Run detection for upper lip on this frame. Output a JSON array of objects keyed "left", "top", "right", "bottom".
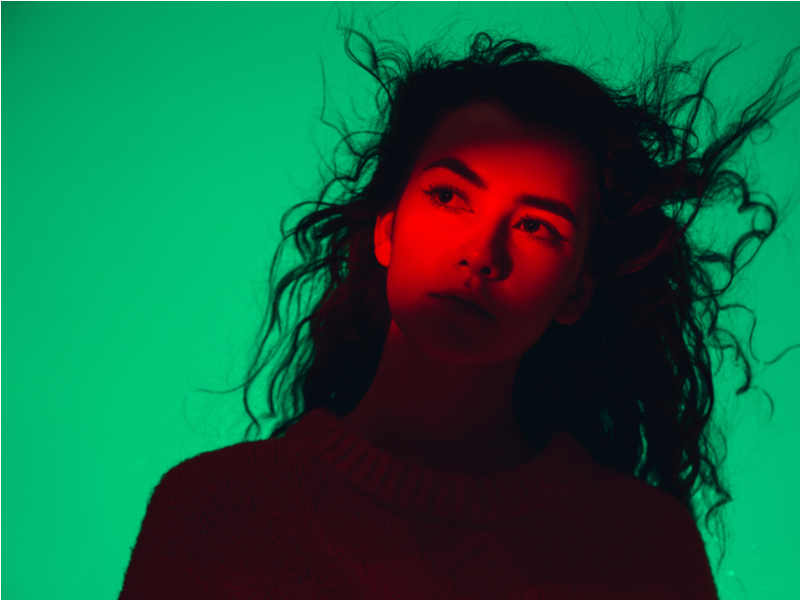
[{"left": 430, "top": 288, "right": 494, "bottom": 317}]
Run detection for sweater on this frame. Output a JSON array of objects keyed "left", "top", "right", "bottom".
[{"left": 119, "top": 406, "right": 719, "bottom": 599}]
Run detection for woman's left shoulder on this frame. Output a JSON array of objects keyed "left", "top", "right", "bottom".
[
  {"left": 586, "top": 460, "right": 699, "bottom": 532},
  {"left": 583, "top": 461, "right": 718, "bottom": 594}
]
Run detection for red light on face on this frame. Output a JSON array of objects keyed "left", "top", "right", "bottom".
[{"left": 378, "top": 101, "right": 597, "bottom": 365}]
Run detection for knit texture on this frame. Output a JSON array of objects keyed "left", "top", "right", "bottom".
[{"left": 119, "top": 406, "right": 719, "bottom": 599}]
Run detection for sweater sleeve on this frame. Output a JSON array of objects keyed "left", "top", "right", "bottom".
[{"left": 118, "top": 463, "right": 207, "bottom": 600}]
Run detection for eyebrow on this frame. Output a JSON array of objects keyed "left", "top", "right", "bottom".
[
  {"left": 423, "top": 156, "right": 487, "bottom": 189},
  {"left": 422, "top": 156, "right": 579, "bottom": 227}
]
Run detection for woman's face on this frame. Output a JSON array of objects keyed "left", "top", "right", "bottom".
[{"left": 374, "top": 101, "right": 598, "bottom": 365}]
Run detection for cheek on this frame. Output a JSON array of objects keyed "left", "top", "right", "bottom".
[
  {"left": 506, "top": 263, "right": 564, "bottom": 307},
  {"left": 496, "top": 255, "right": 576, "bottom": 330},
  {"left": 388, "top": 208, "right": 443, "bottom": 277}
]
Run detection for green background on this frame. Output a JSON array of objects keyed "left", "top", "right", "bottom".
[{"left": 4, "top": 2, "right": 799, "bottom": 598}]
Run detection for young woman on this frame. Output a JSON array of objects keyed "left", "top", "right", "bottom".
[{"left": 120, "top": 25, "right": 799, "bottom": 600}]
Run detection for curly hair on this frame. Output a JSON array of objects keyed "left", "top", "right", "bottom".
[{"left": 211, "top": 23, "right": 799, "bottom": 569}]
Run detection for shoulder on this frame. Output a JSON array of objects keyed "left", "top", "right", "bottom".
[
  {"left": 580, "top": 459, "right": 712, "bottom": 564},
  {"left": 170, "top": 437, "right": 280, "bottom": 478},
  {"left": 584, "top": 460, "right": 718, "bottom": 592},
  {"left": 587, "top": 460, "right": 698, "bottom": 531},
  {"left": 122, "top": 436, "right": 313, "bottom": 597},
  {"left": 151, "top": 435, "right": 305, "bottom": 514}
]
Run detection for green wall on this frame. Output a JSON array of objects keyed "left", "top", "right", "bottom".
[{"left": 4, "top": 3, "right": 799, "bottom": 598}]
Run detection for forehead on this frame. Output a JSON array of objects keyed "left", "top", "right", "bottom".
[
  {"left": 417, "top": 101, "right": 594, "bottom": 172},
  {"left": 413, "top": 101, "right": 597, "bottom": 221}
]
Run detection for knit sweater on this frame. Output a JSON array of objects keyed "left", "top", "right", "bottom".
[{"left": 119, "top": 406, "right": 719, "bottom": 599}]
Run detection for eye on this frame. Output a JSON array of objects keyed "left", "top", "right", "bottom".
[
  {"left": 519, "top": 219, "right": 543, "bottom": 234},
  {"left": 423, "top": 186, "right": 568, "bottom": 247},
  {"left": 514, "top": 216, "right": 565, "bottom": 247},
  {"left": 423, "top": 183, "right": 468, "bottom": 212},
  {"left": 437, "top": 189, "right": 455, "bottom": 203}
]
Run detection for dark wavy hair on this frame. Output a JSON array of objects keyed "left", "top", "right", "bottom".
[{"left": 207, "top": 21, "right": 800, "bottom": 569}]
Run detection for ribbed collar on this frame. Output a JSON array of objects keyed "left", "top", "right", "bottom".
[{"left": 284, "top": 406, "right": 594, "bottom": 524}]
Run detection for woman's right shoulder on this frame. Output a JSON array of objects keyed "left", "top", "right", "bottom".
[
  {"left": 153, "top": 434, "right": 307, "bottom": 507},
  {"left": 121, "top": 434, "right": 311, "bottom": 596}
]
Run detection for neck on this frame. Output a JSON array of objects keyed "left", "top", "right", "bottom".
[{"left": 340, "top": 320, "right": 536, "bottom": 475}]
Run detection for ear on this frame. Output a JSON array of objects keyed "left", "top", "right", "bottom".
[
  {"left": 554, "top": 267, "right": 598, "bottom": 325},
  {"left": 374, "top": 210, "right": 396, "bottom": 267}
]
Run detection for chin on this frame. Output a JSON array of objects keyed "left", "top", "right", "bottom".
[
  {"left": 390, "top": 308, "right": 540, "bottom": 366},
  {"left": 406, "top": 326, "right": 523, "bottom": 366},
  {"left": 426, "top": 349, "right": 512, "bottom": 367}
]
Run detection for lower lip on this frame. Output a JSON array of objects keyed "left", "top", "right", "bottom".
[{"left": 430, "top": 295, "right": 493, "bottom": 320}]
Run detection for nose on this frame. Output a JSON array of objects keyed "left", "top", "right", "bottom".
[{"left": 456, "top": 223, "right": 508, "bottom": 280}]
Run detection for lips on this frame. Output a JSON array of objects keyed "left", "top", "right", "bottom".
[{"left": 429, "top": 289, "right": 493, "bottom": 319}]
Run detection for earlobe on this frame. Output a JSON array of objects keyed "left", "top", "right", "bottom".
[
  {"left": 554, "top": 268, "right": 598, "bottom": 325},
  {"left": 374, "top": 210, "right": 395, "bottom": 267}
]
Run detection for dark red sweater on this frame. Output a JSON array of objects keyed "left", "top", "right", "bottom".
[{"left": 120, "top": 406, "right": 719, "bottom": 599}]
